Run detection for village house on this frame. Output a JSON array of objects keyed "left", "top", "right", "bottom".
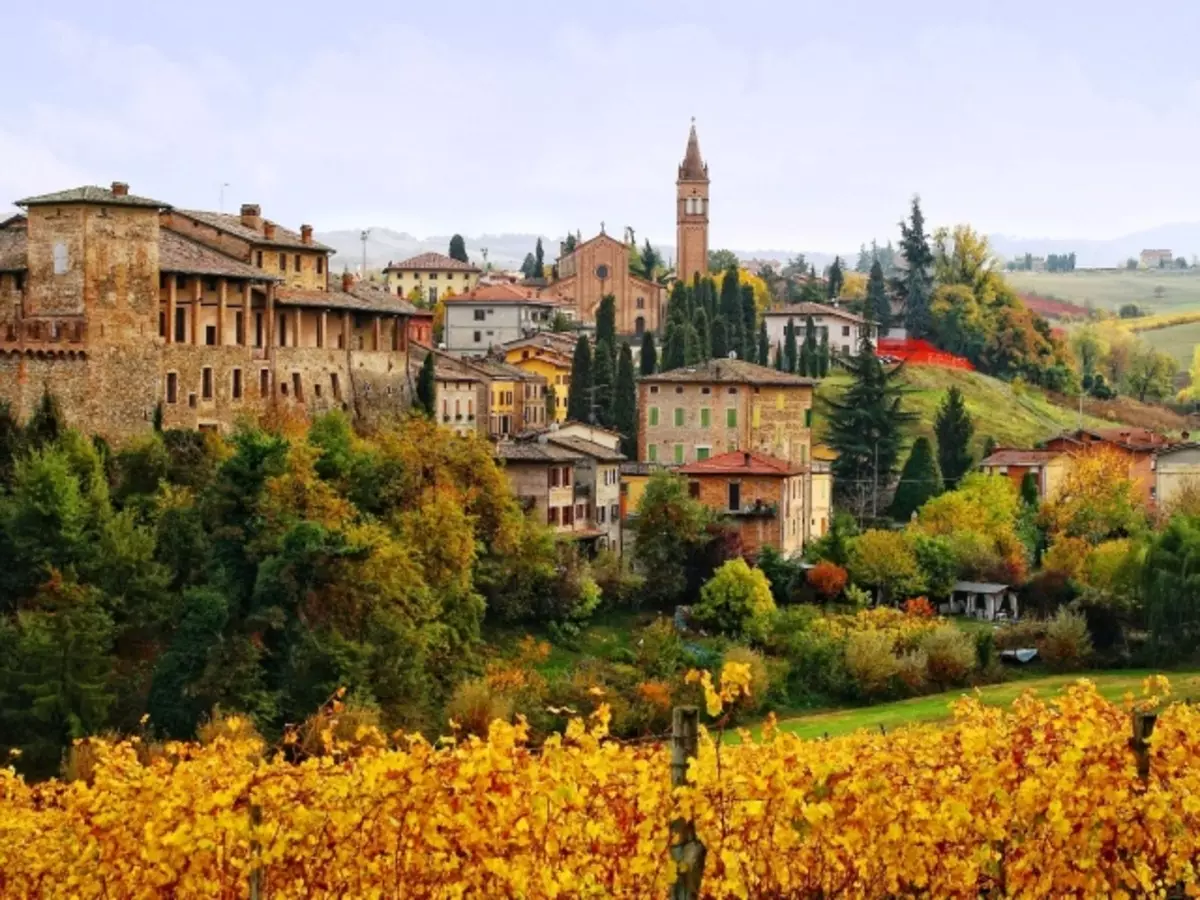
[
  {"left": 0, "top": 183, "right": 418, "bottom": 442},
  {"left": 503, "top": 332, "right": 577, "bottom": 422},
  {"left": 545, "top": 423, "right": 626, "bottom": 553},
  {"left": 1044, "top": 427, "right": 1174, "bottom": 507},
  {"left": 409, "top": 346, "right": 487, "bottom": 437},
  {"left": 494, "top": 438, "right": 586, "bottom": 535},
  {"left": 460, "top": 356, "right": 549, "bottom": 437},
  {"left": 442, "top": 283, "right": 557, "bottom": 354},
  {"left": 761, "top": 302, "right": 872, "bottom": 358},
  {"left": 1140, "top": 249, "right": 1174, "bottom": 269},
  {"left": 382, "top": 252, "right": 481, "bottom": 305},
  {"left": 978, "top": 447, "right": 1070, "bottom": 502},
  {"left": 1152, "top": 443, "right": 1200, "bottom": 510}
]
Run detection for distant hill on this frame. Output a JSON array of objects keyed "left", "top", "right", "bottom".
[{"left": 989, "top": 224, "right": 1200, "bottom": 269}]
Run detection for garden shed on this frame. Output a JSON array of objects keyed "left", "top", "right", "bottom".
[{"left": 943, "top": 582, "right": 1018, "bottom": 621}]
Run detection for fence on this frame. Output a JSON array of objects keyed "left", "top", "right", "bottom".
[{"left": 876, "top": 338, "right": 974, "bottom": 370}]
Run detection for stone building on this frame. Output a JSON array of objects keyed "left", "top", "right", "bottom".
[
  {"left": 442, "top": 283, "right": 556, "bottom": 353},
  {"left": 494, "top": 438, "right": 585, "bottom": 534},
  {"left": 383, "top": 252, "right": 481, "bottom": 305},
  {"left": 409, "top": 346, "right": 488, "bottom": 437},
  {"left": 1044, "top": 427, "right": 1174, "bottom": 508},
  {"left": 0, "top": 182, "right": 419, "bottom": 442},
  {"left": 503, "top": 332, "right": 578, "bottom": 422},
  {"left": 460, "top": 356, "right": 549, "bottom": 437},
  {"left": 1140, "top": 249, "right": 1174, "bottom": 269},
  {"left": 551, "top": 230, "right": 664, "bottom": 336},
  {"left": 978, "top": 447, "right": 1069, "bottom": 502},
  {"left": 762, "top": 302, "right": 871, "bottom": 359},
  {"left": 637, "top": 358, "right": 817, "bottom": 467},
  {"left": 1153, "top": 444, "right": 1200, "bottom": 510},
  {"left": 546, "top": 423, "right": 626, "bottom": 553}
]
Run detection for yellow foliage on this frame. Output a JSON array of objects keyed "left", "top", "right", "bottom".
[{"left": 737, "top": 268, "right": 772, "bottom": 317}]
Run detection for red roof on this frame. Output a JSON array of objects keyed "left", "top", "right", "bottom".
[
  {"left": 980, "top": 448, "right": 1065, "bottom": 467},
  {"left": 384, "top": 251, "right": 480, "bottom": 273},
  {"left": 443, "top": 283, "right": 551, "bottom": 303},
  {"left": 678, "top": 450, "right": 802, "bottom": 477},
  {"left": 1049, "top": 427, "right": 1173, "bottom": 452}
]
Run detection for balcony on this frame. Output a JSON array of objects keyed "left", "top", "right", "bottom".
[
  {"left": 728, "top": 499, "right": 779, "bottom": 519},
  {"left": 574, "top": 482, "right": 592, "bottom": 500}
]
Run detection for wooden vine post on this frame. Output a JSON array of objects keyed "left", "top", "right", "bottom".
[
  {"left": 249, "top": 802, "right": 263, "bottom": 900},
  {"left": 1130, "top": 711, "right": 1157, "bottom": 784},
  {"left": 670, "top": 706, "right": 706, "bottom": 900}
]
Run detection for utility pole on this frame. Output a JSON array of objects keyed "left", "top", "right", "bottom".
[
  {"left": 359, "top": 229, "right": 370, "bottom": 278},
  {"left": 219, "top": 182, "right": 230, "bottom": 213},
  {"left": 871, "top": 440, "right": 879, "bottom": 520}
]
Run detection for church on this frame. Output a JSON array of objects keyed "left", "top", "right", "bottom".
[{"left": 549, "top": 122, "right": 710, "bottom": 337}]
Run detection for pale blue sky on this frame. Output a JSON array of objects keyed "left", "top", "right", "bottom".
[{"left": 3, "top": 1, "right": 1199, "bottom": 251}]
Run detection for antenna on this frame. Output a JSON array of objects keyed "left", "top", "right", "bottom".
[
  {"left": 359, "top": 228, "right": 371, "bottom": 277},
  {"left": 219, "top": 182, "right": 230, "bottom": 213}
]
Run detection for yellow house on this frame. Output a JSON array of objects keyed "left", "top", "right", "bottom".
[
  {"left": 502, "top": 333, "right": 578, "bottom": 423},
  {"left": 383, "top": 252, "right": 480, "bottom": 306}
]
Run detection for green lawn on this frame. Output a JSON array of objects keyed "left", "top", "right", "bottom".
[
  {"left": 1008, "top": 269, "right": 1200, "bottom": 314},
  {"left": 737, "top": 670, "right": 1200, "bottom": 742},
  {"left": 1140, "top": 319, "right": 1200, "bottom": 366}
]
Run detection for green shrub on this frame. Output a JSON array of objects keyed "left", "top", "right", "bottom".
[
  {"left": 995, "top": 619, "right": 1047, "bottom": 651},
  {"left": 974, "top": 629, "right": 996, "bottom": 669},
  {"left": 635, "top": 617, "right": 685, "bottom": 679},
  {"left": 693, "top": 558, "right": 777, "bottom": 642},
  {"left": 591, "top": 549, "right": 645, "bottom": 609},
  {"left": 845, "top": 630, "right": 900, "bottom": 699},
  {"left": 763, "top": 605, "right": 821, "bottom": 654},
  {"left": 843, "top": 583, "right": 872, "bottom": 608},
  {"left": 920, "top": 626, "right": 977, "bottom": 688},
  {"left": 779, "top": 630, "right": 852, "bottom": 706},
  {"left": 1040, "top": 608, "right": 1094, "bottom": 671},
  {"left": 895, "top": 648, "right": 929, "bottom": 694}
]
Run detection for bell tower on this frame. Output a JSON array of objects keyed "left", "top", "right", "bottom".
[{"left": 676, "top": 119, "right": 709, "bottom": 283}]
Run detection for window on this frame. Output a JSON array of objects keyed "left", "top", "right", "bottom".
[
  {"left": 697, "top": 446, "right": 710, "bottom": 461},
  {"left": 52, "top": 242, "right": 68, "bottom": 275},
  {"left": 675, "top": 386, "right": 684, "bottom": 394},
  {"left": 278, "top": 313, "right": 288, "bottom": 346},
  {"left": 159, "top": 311, "right": 166, "bottom": 337},
  {"left": 700, "top": 386, "right": 711, "bottom": 395},
  {"left": 636, "top": 296, "right": 645, "bottom": 309},
  {"left": 689, "top": 481, "right": 700, "bottom": 499},
  {"left": 548, "top": 507, "right": 559, "bottom": 526},
  {"left": 294, "top": 254, "right": 301, "bottom": 272},
  {"left": 550, "top": 467, "right": 561, "bottom": 488},
  {"left": 474, "top": 331, "right": 482, "bottom": 343},
  {"left": 674, "top": 408, "right": 685, "bottom": 427},
  {"left": 611, "top": 503, "right": 619, "bottom": 521},
  {"left": 648, "top": 445, "right": 658, "bottom": 462},
  {"left": 842, "top": 325, "right": 850, "bottom": 337},
  {"left": 597, "top": 506, "right": 606, "bottom": 524},
  {"left": 635, "top": 315, "right": 645, "bottom": 336},
  {"left": 255, "top": 312, "right": 264, "bottom": 347},
  {"left": 232, "top": 368, "right": 243, "bottom": 399},
  {"left": 279, "top": 253, "right": 286, "bottom": 272},
  {"left": 235, "top": 311, "right": 245, "bottom": 345},
  {"left": 563, "top": 506, "right": 574, "bottom": 527},
  {"left": 562, "top": 466, "right": 572, "bottom": 486},
  {"left": 804, "top": 408, "right": 813, "bottom": 427},
  {"left": 317, "top": 257, "right": 324, "bottom": 275},
  {"left": 428, "top": 287, "right": 437, "bottom": 305},
  {"left": 728, "top": 482, "right": 741, "bottom": 511},
  {"left": 175, "top": 307, "right": 186, "bottom": 343},
  {"left": 292, "top": 372, "right": 303, "bottom": 400},
  {"left": 674, "top": 444, "right": 684, "bottom": 465},
  {"left": 752, "top": 405, "right": 761, "bottom": 427},
  {"left": 649, "top": 407, "right": 659, "bottom": 426},
  {"left": 205, "top": 325, "right": 217, "bottom": 346},
  {"left": 201, "top": 367, "right": 213, "bottom": 400},
  {"left": 316, "top": 316, "right": 324, "bottom": 348},
  {"left": 649, "top": 385, "right": 659, "bottom": 394},
  {"left": 256, "top": 250, "right": 263, "bottom": 268},
  {"left": 428, "top": 272, "right": 438, "bottom": 280},
  {"left": 188, "top": 393, "right": 197, "bottom": 408},
  {"left": 727, "top": 387, "right": 738, "bottom": 395},
  {"left": 726, "top": 408, "right": 737, "bottom": 428},
  {"left": 474, "top": 309, "right": 486, "bottom": 321},
  {"left": 314, "top": 383, "right": 322, "bottom": 398},
  {"left": 260, "top": 369, "right": 270, "bottom": 396},
  {"left": 166, "top": 372, "right": 178, "bottom": 404}
]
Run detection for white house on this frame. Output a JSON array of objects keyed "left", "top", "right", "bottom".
[
  {"left": 443, "top": 284, "right": 557, "bottom": 354},
  {"left": 762, "top": 302, "right": 872, "bottom": 358},
  {"left": 942, "top": 582, "right": 1019, "bottom": 621}
]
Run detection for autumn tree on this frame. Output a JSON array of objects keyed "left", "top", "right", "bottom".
[
  {"left": 847, "top": 529, "right": 925, "bottom": 603},
  {"left": 934, "top": 386, "right": 974, "bottom": 488},
  {"left": 1041, "top": 447, "right": 1143, "bottom": 544},
  {"left": 693, "top": 557, "right": 776, "bottom": 642},
  {"left": 631, "top": 472, "right": 715, "bottom": 608},
  {"left": 1123, "top": 345, "right": 1176, "bottom": 402}
]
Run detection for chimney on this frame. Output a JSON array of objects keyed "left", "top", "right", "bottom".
[
  {"left": 240, "top": 203, "right": 263, "bottom": 231},
  {"left": 301, "top": 224, "right": 313, "bottom": 245},
  {"left": 263, "top": 221, "right": 277, "bottom": 240},
  {"left": 743, "top": 451, "right": 752, "bottom": 467},
  {"left": 342, "top": 270, "right": 355, "bottom": 292},
  {"left": 111, "top": 181, "right": 129, "bottom": 198}
]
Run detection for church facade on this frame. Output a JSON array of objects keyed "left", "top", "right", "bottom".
[{"left": 549, "top": 123, "right": 710, "bottom": 337}]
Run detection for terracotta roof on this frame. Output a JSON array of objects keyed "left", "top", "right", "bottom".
[
  {"left": 545, "top": 434, "right": 626, "bottom": 462},
  {"left": 679, "top": 450, "right": 802, "bottom": 477},
  {"left": 18, "top": 184, "right": 169, "bottom": 210},
  {"left": 641, "top": 358, "right": 818, "bottom": 387},
  {"left": 494, "top": 440, "right": 583, "bottom": 463},
  {"left": 159, "top": 231, "right": 277, "bottom": 281},
  {"left": 501, "top": 332, "right": 580, "bottom": 355},
  {"left": 410, "top": 347, "right": 485, "bottom": 382},
  {"left": 460, "top": 357, "right": 544, "bottom": 381},
  {"left": 384, "top": 252, "right": 480, "bottom": 273},
  {"left": 764, "top": 302, "right": 866, "bottom": 324},
  {"left": 276, "top": 286, "right": 413, "bottom": 315},
  {"left": 980, "top": 448, "right": 1065, "bottom": 467},
  {"left": 346, "top": 279, "right": 420, "bottom": 315},
  {"left": 1050, "top": 427, "right": 1173, "bottom": 452},
  {"left": 173, "top": 209, "right": 334, "bottom": 252},
  {"left": 678, "top": 121, "right": 708, "bottom": 181},
  {"left": 444, "top": 283, "right": 555, "bottom": 304},
  {"left": 0, "top": 221, "right": 27, "bottom": 272}
]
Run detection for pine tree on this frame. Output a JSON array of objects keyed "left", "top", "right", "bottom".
[
  {"left": 520, "top": 253, "right": 536, "bottom": 279},
  {"left": 784, "top": 319, "right": 798, "bottom": 374},
  {"left": 825, "top": 334, "right": 916, "bottom": 514},
  {"left": 592, "top": 338, "right": 615, "bottom": 426},
  {"left": 774, "top": 341, "right": 784, "bottom": 371},
  {"left": 0, "top": 399, "right": 22, "bottom": 485},
  {"left": 889, "top": 436, "right": 943, "bottom": 521},
  {"left": 614, "top": 343, "right": 637, "bottom": 457},
  {"left": 855, "top": 243, "right": 872, "bottom": 273},
  {"left": 661, "top": 323, "right": 686, "bottom": 372},
  {"left": 866, "top": 258, "right": 890, "bottom": 334},
  {"left": 640, "top": 331, "right": 657, "bottom": 376},
  {"left": 596, "top": 294, "right": 616, "bottom": 349},
  {"left": 693, "top": 308, "right": 711, "bottom": 360},
  {"left": 802, "top": 316, "right": 819, "bottom": 377},
  {"left": 757, "top": 321, "right": 769, "bottom": 368},
  {"left": 827, "top": 256, "right": 845, "bottom": 299},
  {"left": 416, "top": 351, "right": 437, "bottom": 418},
  {"left": 818, "top": 328, "right": 830, "bottom": 377},
  {"left": 711, "top": 317, "right": 728, "bottom": 360},
  {"left": 933, "top": 386, "right": 975, "bottom": 488},
  {"left": 895, "top": 196, "right": 934, "bottom": 339},
  {"left": 448, "top": 234, "right": 469, "bottom": 263},
  {"left": 641, "top": 239, "right": 661, "bottom": 279},
  {"left": 740, "top": 284, "right": 757, "bottom": 362},
  {"left": 567, "top": 336, "right": 592, "bottom": 421},
  {"left": 533, "top": 238, "right": 545, "bottom": 279}
]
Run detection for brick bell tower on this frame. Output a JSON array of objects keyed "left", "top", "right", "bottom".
[{"left": 676, "top": 118, "right": 710, "bottom": 283}]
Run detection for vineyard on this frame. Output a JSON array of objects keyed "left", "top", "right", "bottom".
[{"left": 3, "top": 677, "right": 1200, "bottom": 898}]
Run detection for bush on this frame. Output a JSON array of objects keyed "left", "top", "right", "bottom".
[
  {"left": 974, "top": 629, "right": 996, "bottom": 669},
  {"left": 722, "top": 646, "right": 771, "bottom": 713},
  {"left": 298, "top": 700, "right": 387, "bottom": 758},
  {"left": 635, "top": 617, "right": 685, "bottom": 679},
  {"left": 844, "top": 583, "right": 872, "bottom": 608},
  {"left": 895, "top": 648, "right": 929, "bottom": 693},
  {"left": 1040, "top": 608, "right": 1094, "bottom": 671},
  {"left": 591, "top": 549, "right": 645, "bottom": 609},
  {"left": 778, "top": 630, "right": 853, "bottom": 706},
  {"left": 995, "top": 619, "right": 1047, "bottom": 651},
  {"left": 446, "top": 678, "right": 514, "bottom": 737},
  {"left": 920, "top": 626, "right": 976, "bottom": 688},
  {"left": 756, "top": 545, "right": 803, "bottom": 604},
  {"left": 807, "top": 561, "right": 848, "bottom": 601},
  {"left": 693, "top": 558, "right": 777, "bottom": 642},
  {"left": 903, "top": 596, "right": 936, "bottom": 618},
  {"left": 763, "top": 605, "right": 822, "bottom": 654},
  {"left": 845, "top": 630, "right": 900, "bottom": 699}
]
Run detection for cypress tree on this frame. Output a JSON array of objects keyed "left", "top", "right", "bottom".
[
  {"left": 826, "top": 334, "right": 917, "bottom": 512},
  {"left": 567, "top": 336, "right": 593, "bottom": 421},
  {"left": 533, "top": 238, "right": 545, "bottom": 279},
  {"left": 640, "top": 331, "right": 657, "bottom": 376},
  {"left": 693, "top": 308, "right": 711, "bottom": 360},
  {"left": 661, "top": 323, "right": 686, "bottom": 372},
  {"left": 866, "top": 258, "right": 890, "bottom": 335},
  {"left": 895, "top": 196, "right": 934, "bottom": 339},
  {"left": 448, "top": 234, "right": 468, "bottom": 263},
  {"left": 711, "top": 317, "right": 728, "bottom": 360},
  {"left": 545, "top": 384, "right": 558, "bottom": 420},
  {"left": 757, "top": 321, "right": 769, "bottom": 369},
  {"left": 683, "top": 323, "right": 701, "bottom": 365},
  {"left": 818, "top": 328, "right": 830, "bottom": 377},
  {"left": 596, "top": 294, "right": 616, "bottom": 348},
  {"left": 592, "top": 337, "right": 615, "bottom": 425},
  {"left": 614, "top": 342, "right": 637, "bottom": 457},
  {"left": 934, "top": 386, "right": 975, "bottom": 488},
  {"left": 889, "top": 436, "right": 943, "bottom": 521},
  {"left": 1020, "top": 471, "right": 1040, "bottom": 507},
  {"left": 520, "top": 253, "right": 536, "bottom": 279},
  {"left": 784, "top": 319, "right": 798, "bottom": 374},
  {"left": 416, "top": 351, "right": 437, "bottom": 418},
  {"left": 719, "top": 267, "right": 743, "bottom": 357},
  {"left": 0, "top": 399, "right": 21, "bottom": 485},
  {"left": 801, "top": 315, "right": 818, "bottom": 377},
  {"left": 827, "top": 255, "right": 845, "bottom": 299},
  {"left": 740, "top": 284, "right": 757, "bottom": 362},
  {"left": 774, "top": 341, "right": 784, "bottom": 371}
]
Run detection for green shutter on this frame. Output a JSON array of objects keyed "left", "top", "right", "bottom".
[
  {"left": 697, "top": 446, "right": 710, "bottom": 461},
  {"left": 700, "top": 408, "right": 710, "bottom": 428},
  {"left": 805, "top": 408, "right": 813, "bottom": 427},
  {"left": 726, "top": 408, "right": 737, "bottom": 428},
  {"left": 674, "top": 444, "right": 684, "bottom": 464},
  {"left": 674, "top": 408, "right": 685, "bottom": 427},
  {"left": 649, "top": 407, "right": 659, "bottom": 426},
  {"left": 648, "top": 445, "right": 657, "bottom": 462}
]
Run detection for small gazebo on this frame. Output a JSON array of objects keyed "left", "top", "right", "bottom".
[{"left": 943, "top": 582, "right": 1019, "bottom": 621}]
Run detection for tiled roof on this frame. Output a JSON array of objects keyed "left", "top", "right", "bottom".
[
  {"left": 461, "top": 357, "right": 544, "bottom": 381},
  {"left": 174, "top": 209, "right": 334, "bottom": 252},
  {"left": 1050, "top": 427, "right": 1173, "bottom": 452},
  {"left": 980, "top": 448, "right": 1065, "bottom": 467},
  {"left": 410, "top": 347, "right": 485, "bottom": 382},
  {"left": 678, "top": 450, "right": 802, "bottom": 477},
  {"left": 764, "top": 302, "right": 866, "bottom": 324},
  {"left": 546, "top": 434, "right": 626, "bottom": 462},
  {"left": 345, "top": 279, "right": 420, "bottom": 315},
  {"left": 641, "top": 358, "right": 818, "bottom": 387},
  {"left": 159, "top": 230, "right": 278, "bottom": 281},
  {"left": 384, "top": 251, "right": 480, "bottom": 273},
  {"left": 17, "top": 184, "right": 169, "bottom": 209},
  {"left": 494, "top": 440, "right": 584, "bottom": 463},
  {"left": 0, "top": 221, "right": 27, "bottom": 272},
  {"left": 276, "top": 286, "right": 414, "bottom": 315},
  {"left": 444, "top": 283, "right": 553, "bottom": 304}
]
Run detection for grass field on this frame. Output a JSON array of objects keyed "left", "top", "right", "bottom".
[
  {"left": 1008, "top": 269, "right": 1200, "bottom": 315},
  {"left": 1140, "top": 319, "right": 1200, "bottom": 366},
  {"left": 736, "top": 670, "right": 1200, "bottom": 741}
]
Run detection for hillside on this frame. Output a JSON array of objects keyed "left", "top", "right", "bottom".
[
  {"left": 1008, "top": 269, "right": 1200, "bottom": 314},
  {"left": 815, "top": 365, "right": 1189, "bottom": 454}
]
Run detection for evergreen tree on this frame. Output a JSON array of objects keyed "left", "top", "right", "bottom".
[
  {"left": 151, "top": 402, "right": 164, "bottom": 433},
  {"left": 533, "top": 238, "right": 545, "bottom": 279},
  {"left": 827, "top": 256, "right": 845, "bottom": 299},
  {"left": 802, "top": 316, "right": 819, "bottom": 377},
  {"left": 666, "top": 280, "right": 689, "bottom": 327},
  {"left": 774, "top": 341, "right": 784, "bottom": 371},
  {"left": 596, "top": 294, "right": 616, "bottom": 349},
  {"left": 592, "top": 338, "right": 615, "bottom": 426},
  {"left": 799, "top": 265, "right": 824, "bottom": 303},
  {"left": 545, "top": 384, "right": 558, "bottom": 420},
  {"left": 889, "top": 436, "right": 943, "bottom": 521},
  {"left": 614, "top": 343, "right": 637, "bottom": 458},
  {"left": 740, "top": 284, "right": 757, "bottom": 362},
  {"left": 719, "top": 267, "right": 743, "bottom": 357},
  {"left": 640, "top": 331, "right": 657, "bottom": 376},
  {"left": 26, "top": 388, "right": 65, "bottom": 449},
  {"left": 520, "top": 253, "right": 536, "bottom": 279},
  {"left": 562, "top": 233, "right": 577, "bottom": 253},
  {"left": 1020, "top": 471, "right": 1040, "bottom": 507},
  {"left": 866, "top": 258, "right": 891, "bottom": 334},
  {"left": 448, "top": 234, "right": 468, "bottom": 263},
  {"left": 894, "top": 196, "right": 934, "bottom": 339},
  {"left": 416, "top": 352, "right": 437, "bottom": 418},
  {"left": 693, "top": 308, "right": 711, "bottom": 360},
  {"left": 855, "top": 243, "right": 872, "bottom": 273},
  {"left": 640, "top": 240, "right": 661, "bottom": 279},
  {"left": 567, "top": 336, "right": 593, "bottom": 421},
  {"left": 711, "top": 317, "right": 728, "bottom": 360},
  {"left": 757, "top": 321, "right": 769, "bottom": 369},
  {"left": 0, "top": 400, "right": 21, "bottom": 485},
  {"left": 981, "top": 435, "right": 998, "bottom": 460},
  {"left": 661, "top": 323, "right": 686, "bottom": 372},
  {"left": 933, "top": 386, "right": 975, "bottom": 488},
  {"left": 682, "top": 323, "right": 702, "bottom": 366},
  {"left": 825, "top": 334, "right": 916, "bottom": 514},
  {"left": 818, "top": 328, "right": 830, "bottom": 377},
  {"left": 701, "top": 277, "right": 718, "bottom": 321},
  {"left": 784, "top": 319, "right": 799, "bottom": 374}
]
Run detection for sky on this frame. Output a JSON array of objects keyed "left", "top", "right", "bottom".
[{"left": 4, "top": 0, "right": 1200, "bottom": 253}]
